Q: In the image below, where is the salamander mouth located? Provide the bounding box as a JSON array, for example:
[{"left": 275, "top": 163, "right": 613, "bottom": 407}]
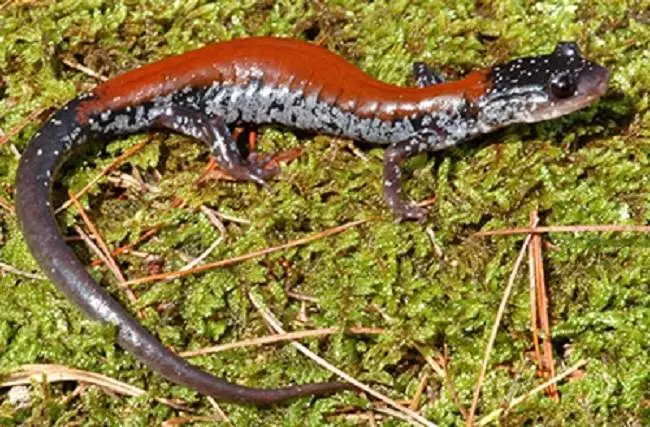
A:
[{"left": 574, "top": 65, "right": 609, "bottom": 104}]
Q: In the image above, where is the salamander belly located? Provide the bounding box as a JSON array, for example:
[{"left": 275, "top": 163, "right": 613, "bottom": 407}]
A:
[{"left": 190, "top": 81, "right": 416, "bottom": 144}]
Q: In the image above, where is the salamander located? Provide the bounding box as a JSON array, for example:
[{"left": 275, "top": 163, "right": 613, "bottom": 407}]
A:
[{"left": 15, "top": 37, "right": 609, "bottom": 404}]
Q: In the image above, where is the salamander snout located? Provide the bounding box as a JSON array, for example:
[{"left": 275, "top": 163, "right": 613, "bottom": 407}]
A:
[{"left": 574, "top": 63, "right": 609, "bottom": 101}]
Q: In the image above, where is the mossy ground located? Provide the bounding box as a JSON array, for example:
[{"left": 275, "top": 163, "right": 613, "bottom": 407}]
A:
[{"left": 0, "top": 0, "right": 648, "bottom": 425}]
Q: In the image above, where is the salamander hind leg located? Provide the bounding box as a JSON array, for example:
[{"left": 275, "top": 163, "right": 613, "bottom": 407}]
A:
[
  {"left": 412, "top": 62, "right": 445, "bottom": 87},
  {"left": 153, "top": 106, "right": 278, "bottom": 186},
  {"left": 383, "top": 138, "right": 433, "bottom": 221}
]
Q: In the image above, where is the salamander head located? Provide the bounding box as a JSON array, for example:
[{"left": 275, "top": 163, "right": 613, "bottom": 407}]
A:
[{"left": 475, "top": 42, "right": 609, "bottom": 130}]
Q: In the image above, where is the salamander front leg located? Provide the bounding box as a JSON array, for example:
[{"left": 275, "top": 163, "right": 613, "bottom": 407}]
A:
[
  {"left": 153, "top": 106, "right": 278, "bottom": 186},
  {"left": 383, "top": 138, "right": 431, "bottom": 221},
  {"left": 412, "top": 62, "right": 445, "bottom": 87}
]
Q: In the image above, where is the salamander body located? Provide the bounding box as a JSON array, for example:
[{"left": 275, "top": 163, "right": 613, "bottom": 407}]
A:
[{"left": 15, "top": 37, "right": 609, "bottom": 404}]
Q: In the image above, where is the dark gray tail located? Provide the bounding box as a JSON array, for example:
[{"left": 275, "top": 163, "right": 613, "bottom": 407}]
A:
[{"left": 15, "top": 98, "right": 351, "bottom": 404}]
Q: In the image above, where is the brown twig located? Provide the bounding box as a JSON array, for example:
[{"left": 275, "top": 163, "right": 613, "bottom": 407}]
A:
[
  {"left": 0, "top": 195, "right": 15, "bottom": 215},
  {"left": 180, "top": 326, "right": 383, "bottom": 358},
  {"left": 467, "top": 222, "right": 537, "bottom": 425},
  {"left": 200, "top": 205, "right": 228, "bottom": 233},
  {"left": 72, "top": 225, "right": 147, "bottom": 319},
  {"left": 443, "top": 344, "right": 469, "bottom": 420},
  {"left": 1, "top": 364, "right": 191, "bottom": 411},
  {"left": 90, "top": 225, "right": 161, "bottom": 267},
  {"left": 286, "top": 290, "right": 319, "bottom": 303},
  {"left": 529, "top": 213, "right": 557, "bottom": 400},
  {"left": 425, "top": 227, "right": 444, "bottom": 258},
  {"left": 334, "top": 138, "right": 370, "bottom": 162},
  {"left": 476, "top": 360, "right": 587, "bottom": 426},
  {"left": 60, "top": 57, "right": 108, "bottom": 81},
  {"left": 0, "top": 107, "right": 48, "bottom": 146},
  {"left": 69, "top": 193, "right": 126, "bottom": 283},
  {"left": 69, "top": 193, "right": 144, "bottom": 315},
  {"left": 527, "top": 214, "right": 543, "bottom": 378},
  {"left": 409, "top": 373, "right": 429, "bottom": 410},
  {"left": 374, "top": 407, "right": 428, "bottom": 427},
  {"left": 0, "top": 260, "right": 45, "bottom": 281},
  {"left": 206, "top": 396, "right": 233, "bottom": 426},
  {"left": 412, "top": 344, "right": 445, "bottom": 378},
  {"left": 74, "top": 226, "right": 114, "bottom": 276},
  {"left": 56, "top": 137, "right": 150, "bottom": 214},
  {"left": 161, "top": 416, "right": 221, "bottom": 426},
  {"left": 334, "top": 412, "right": 381, "bottom": 424},
  {"left": 206, "top": 208, "right": 251, "bottom": 225},
  {"left": 122, "top": 218, "right": 371, "bottom": 287},
  {"left": 263, "top": 147, "right": 303, "bottom": 169},
  {"left": 249, "top": 292, "right": 437, "bottom": 427},
  {"left": 475, "top": 224, "right": 650, "bottom": 236},
  {"left": 173, "top": 207, "right": 226, "bottom": 275},
  {"left": 415, "top": 196, "right": 437, "bottom": 208}
]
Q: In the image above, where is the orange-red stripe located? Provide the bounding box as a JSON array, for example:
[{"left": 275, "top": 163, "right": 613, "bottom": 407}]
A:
[{"left": 77, "top": 37, "right": 491, "bottom": 123}]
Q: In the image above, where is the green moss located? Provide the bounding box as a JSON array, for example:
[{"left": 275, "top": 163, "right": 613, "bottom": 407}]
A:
[{"left": 1, "top": 0, "right": 648, "bottom": 425}]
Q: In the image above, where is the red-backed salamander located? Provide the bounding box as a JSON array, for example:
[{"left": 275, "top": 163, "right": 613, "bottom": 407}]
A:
[{"left": 15, "top": 37, "right": 609, "bottom": 404}]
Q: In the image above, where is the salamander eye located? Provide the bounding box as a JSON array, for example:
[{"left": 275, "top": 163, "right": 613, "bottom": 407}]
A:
[{"left": 550, "top": 73, "right": 577, "bottom": 98}]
